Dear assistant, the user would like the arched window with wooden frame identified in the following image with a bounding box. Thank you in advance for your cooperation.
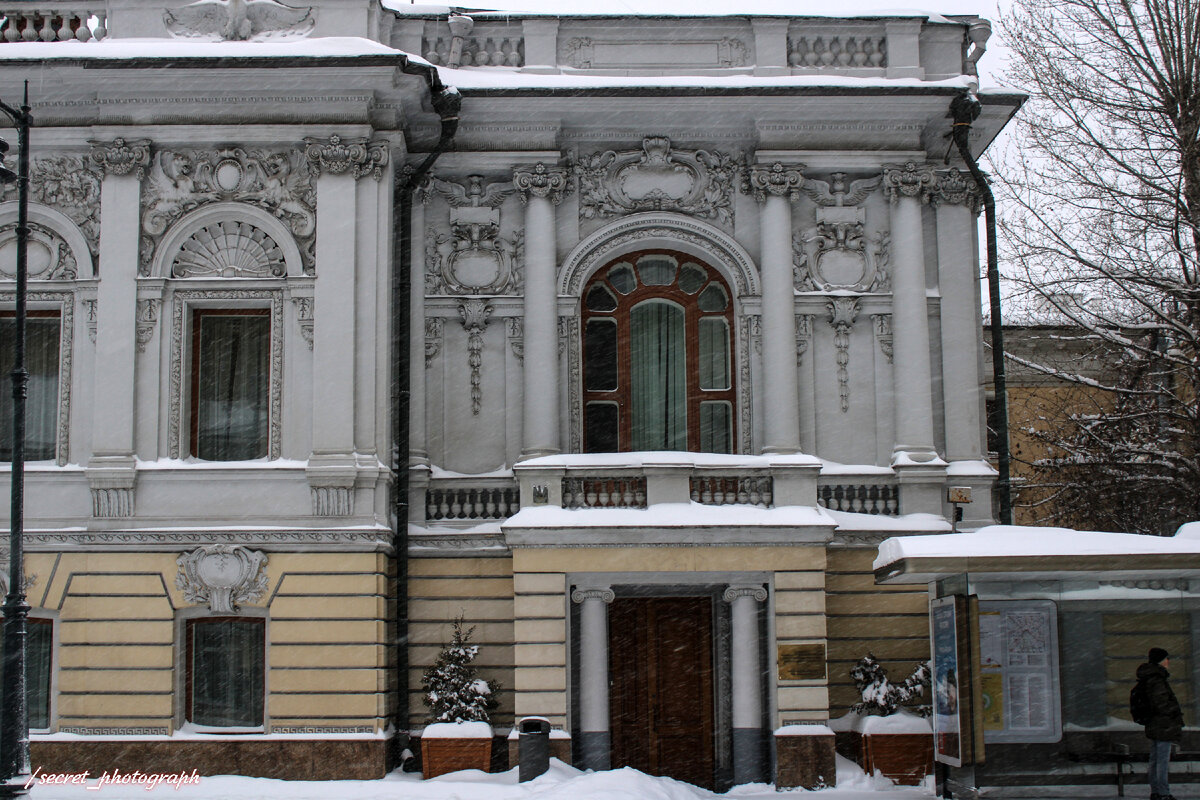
[582,250,736,453]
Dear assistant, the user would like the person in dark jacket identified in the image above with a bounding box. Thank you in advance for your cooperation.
[1138,647,1184,800]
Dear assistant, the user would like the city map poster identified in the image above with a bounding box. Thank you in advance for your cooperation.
[931,595,963,766]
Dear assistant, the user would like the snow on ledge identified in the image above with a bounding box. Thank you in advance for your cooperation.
[874,524,1200,571]
[828,710,933,734]
[775,724,834,736]
[514,451,821,470]
[0,37,413,61]
[504,502,836,529]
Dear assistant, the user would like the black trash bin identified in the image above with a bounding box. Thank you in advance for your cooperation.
[517,716,551,782]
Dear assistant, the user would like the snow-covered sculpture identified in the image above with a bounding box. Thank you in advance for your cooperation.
[850,653,931,716]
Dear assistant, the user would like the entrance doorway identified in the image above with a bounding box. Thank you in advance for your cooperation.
[609,596,715,788]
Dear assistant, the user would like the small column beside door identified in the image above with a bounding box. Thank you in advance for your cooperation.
[571,585,614,771]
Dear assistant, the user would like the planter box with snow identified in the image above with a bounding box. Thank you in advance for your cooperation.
[420,721,494,778]
[775,724,837,789]
[831,709,934,786]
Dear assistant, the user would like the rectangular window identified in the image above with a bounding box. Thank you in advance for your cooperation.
[699,401,732,454]
[186,617,265,728]
[191,310,270,461]
[0,312,61,461]
[697,318,730,391]
[585,402,619,453]
[0,616,54,730]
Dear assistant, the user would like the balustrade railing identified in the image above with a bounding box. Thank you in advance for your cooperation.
[689,476,773,508]
[817,482,899,515]
[423,34,524,66]
[561,476,647,509]
[426,483,520,521]
[1,7,107,42]
[788,34,886,69]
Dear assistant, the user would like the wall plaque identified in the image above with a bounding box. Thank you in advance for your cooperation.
[778,643,827,680]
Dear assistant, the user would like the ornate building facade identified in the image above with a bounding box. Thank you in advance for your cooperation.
[0,0,1019,786]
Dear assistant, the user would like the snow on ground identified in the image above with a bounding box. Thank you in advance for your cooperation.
[24,757,936,800]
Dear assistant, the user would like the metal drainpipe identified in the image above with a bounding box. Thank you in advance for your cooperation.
[392,62,460,753]
[949,91,1013,525]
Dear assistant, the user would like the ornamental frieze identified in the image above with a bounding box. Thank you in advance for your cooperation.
[141,147,316,275]
[578,137,739,226]
[0,156,102,257]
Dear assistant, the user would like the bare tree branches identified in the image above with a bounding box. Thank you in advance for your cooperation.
[996,0,1200,534]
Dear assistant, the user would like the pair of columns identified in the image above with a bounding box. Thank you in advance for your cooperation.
[571,584,769,785]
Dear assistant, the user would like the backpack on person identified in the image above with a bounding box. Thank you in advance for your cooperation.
[1130,679,1152,725]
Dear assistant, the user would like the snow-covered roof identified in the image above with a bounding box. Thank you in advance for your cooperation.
[382,0,969,23]
[0,37,415,61]
[874,523,1200,584]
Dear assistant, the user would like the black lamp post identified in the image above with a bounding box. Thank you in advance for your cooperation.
[0,82,33,799]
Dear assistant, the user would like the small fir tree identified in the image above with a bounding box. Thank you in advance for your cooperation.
[421,617,499,724]
[850,653,931,717]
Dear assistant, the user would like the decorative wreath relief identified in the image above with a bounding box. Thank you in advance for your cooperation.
[176,544,268,614]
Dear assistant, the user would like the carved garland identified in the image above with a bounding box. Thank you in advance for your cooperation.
[827,297,860,412]
[457,298,494,415]
[168,290,284,460]
[0,291,73,466]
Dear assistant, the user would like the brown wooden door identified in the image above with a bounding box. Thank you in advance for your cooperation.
[609,596,715,788]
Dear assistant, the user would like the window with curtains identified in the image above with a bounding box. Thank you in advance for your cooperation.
[0,616,54,730]
[582,251,735,453]
[190,310,270,461]
[0,312,61,461]
[186,616,265,728]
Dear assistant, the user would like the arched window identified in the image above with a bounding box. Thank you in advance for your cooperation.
[582,250,735,453]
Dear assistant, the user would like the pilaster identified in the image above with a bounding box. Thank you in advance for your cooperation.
[86,138,150,518]
[304,136,389,516]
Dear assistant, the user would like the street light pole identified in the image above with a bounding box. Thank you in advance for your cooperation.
[0,81,33,799]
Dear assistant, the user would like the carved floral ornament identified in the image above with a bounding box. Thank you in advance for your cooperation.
[303,136,389,181]
[882,161,936,203]
[512,162,571,205]
[577,137,739,226]
[89,138,152,180]
[176,544,268,615]
[141,147,316,275]
[742,162,805,203]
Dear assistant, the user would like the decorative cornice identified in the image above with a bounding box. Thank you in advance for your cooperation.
[512,163,571,205]
[88,138,152,180]
[22,529,392,551]
[722,584,768,603]
[571,586,616,604]
[176,544,268,614]
[882,162,936,203]
[743,162,805,203]
[303,136,389,181]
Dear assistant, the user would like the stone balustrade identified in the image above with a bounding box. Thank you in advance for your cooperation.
[425,479,520,522]
[423,33,524,67]
[816,481,899,515]
[0,6,107,42]
[788,32,886,70]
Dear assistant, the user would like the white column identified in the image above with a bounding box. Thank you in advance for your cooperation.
[725,583,768,786]
[86,139,151,518]
[883,163,945,515]
[513,163,569,460]
[882,163,938,459]
[747,163,805,454]
[571,585,614,771]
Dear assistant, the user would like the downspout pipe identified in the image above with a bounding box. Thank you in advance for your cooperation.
[949,90,1013,525]
[392,58,460,753]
